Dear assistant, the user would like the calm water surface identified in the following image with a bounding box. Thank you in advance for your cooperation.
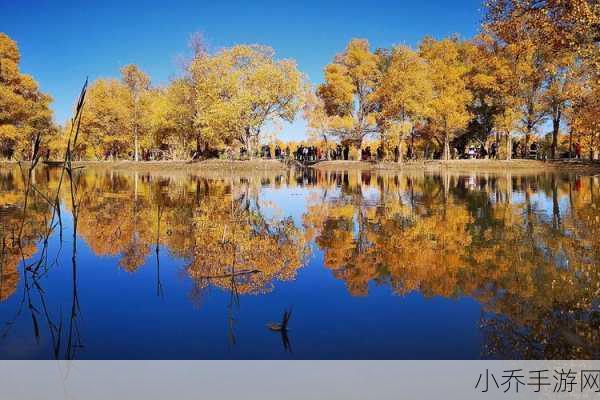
[0,166,598,359]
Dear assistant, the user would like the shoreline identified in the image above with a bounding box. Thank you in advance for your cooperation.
[0,159,289,172]
[1,159,599,174]
[312,159,600,174]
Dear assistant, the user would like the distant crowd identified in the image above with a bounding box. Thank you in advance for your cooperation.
[114,139,587,163]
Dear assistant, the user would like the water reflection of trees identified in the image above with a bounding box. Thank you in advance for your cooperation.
[0,168,53,301]
[70,171,308,296]
[304,170,599,359]
[1,168,309,355]
[1,166,598,359]
[0,159,85,359]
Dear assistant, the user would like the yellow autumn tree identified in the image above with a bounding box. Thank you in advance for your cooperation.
[484,1,597,156]
[316,39,382,149]
[376,45,433,162]
[485,0,600,68]
[163,78,200,158]
[419,37,472,160]
[0,33,53,160]
[121,64,151,161]
[189,45,304,157]
[461,34,513,153]
[568,73,600,159]
[303,88,336,158]
[77,79,131,159]
[543,53,584,158]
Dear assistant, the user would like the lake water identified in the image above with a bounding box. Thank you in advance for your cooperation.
[0,166,598,359]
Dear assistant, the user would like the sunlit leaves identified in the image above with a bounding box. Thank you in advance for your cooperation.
[0,33,53,159]
[190,45,304,155]
[316,39,381,148]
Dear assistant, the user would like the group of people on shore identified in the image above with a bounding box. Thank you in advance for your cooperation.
[295,145,351,162]
[185,139,589,163]
[510,141,542,160]
[257,144,354,162]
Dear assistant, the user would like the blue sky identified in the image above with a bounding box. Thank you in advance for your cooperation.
[1,0,483,140]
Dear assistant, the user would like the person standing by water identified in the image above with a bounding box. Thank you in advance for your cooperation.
[479,144,487,159]
[490,142,497,159]
[512,141,519,159]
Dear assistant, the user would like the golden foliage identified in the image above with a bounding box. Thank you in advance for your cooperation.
[316,39,381,148]
[190,45,304,156]
[0,33,54,160]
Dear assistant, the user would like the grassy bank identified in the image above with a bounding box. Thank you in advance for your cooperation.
[81,159,289,172]
[313,159,600,174]
[0,159,289,172]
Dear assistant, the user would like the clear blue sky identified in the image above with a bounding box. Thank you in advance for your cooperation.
[1,0,483,141]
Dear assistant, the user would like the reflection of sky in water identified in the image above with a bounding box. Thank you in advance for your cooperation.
[502,190,569,222]
[0,170,597,360]
[259,186,312,227]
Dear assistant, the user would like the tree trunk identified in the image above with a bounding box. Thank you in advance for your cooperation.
[568,128,573,159]
[411,130,415,160]
[443,133,450,161]
[134,172,138,202]
[524,119,533,157]
[246,129,253,160]
[398,141,403,164]
[506,131,512,161]
[495,131,500,160]
[551,110,560,159]
[134,125,139,162]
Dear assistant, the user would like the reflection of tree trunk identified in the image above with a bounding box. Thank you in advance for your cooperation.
[568,180,575,219]
[443,172,450,203]
[525,185,533,235]
[552,176,561,229]
[356,205,368,254]
[506,172,512,204]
